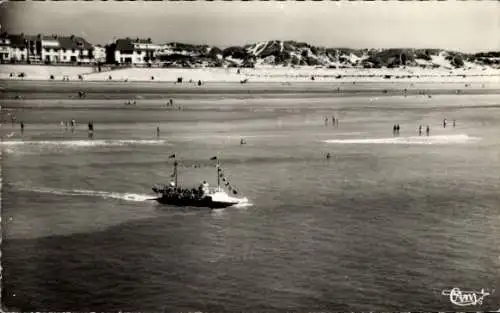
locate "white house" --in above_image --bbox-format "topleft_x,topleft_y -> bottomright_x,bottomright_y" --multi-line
112,38 -> 162,64
4,34 -> 94,64
93,45 -> 106,63
0,36 -> 11,62
41,35 -> 93,63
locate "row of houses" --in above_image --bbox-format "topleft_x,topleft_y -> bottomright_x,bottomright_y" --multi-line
0,33 -> 177,65
0,33 -> 106,64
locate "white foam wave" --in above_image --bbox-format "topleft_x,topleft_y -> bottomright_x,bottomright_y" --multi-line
323,134 -> 480,145
17,186 -> 154,202
0,139 -> 170,147
232,201 -> 253,208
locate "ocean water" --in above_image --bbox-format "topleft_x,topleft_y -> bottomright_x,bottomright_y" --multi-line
2,93 -> 500,311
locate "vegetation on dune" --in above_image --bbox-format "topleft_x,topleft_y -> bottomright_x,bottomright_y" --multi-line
95,40 -> 500,69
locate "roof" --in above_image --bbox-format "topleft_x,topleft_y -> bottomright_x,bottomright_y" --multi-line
3,34 -> 93,50
115,37 -> 153,51
115,38 -> 135,52
42,35 -> 93,50
6,34 -> 37,49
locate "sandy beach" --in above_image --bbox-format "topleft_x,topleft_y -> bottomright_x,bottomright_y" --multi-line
2,64 -> 500,84
2,78 -> 500,101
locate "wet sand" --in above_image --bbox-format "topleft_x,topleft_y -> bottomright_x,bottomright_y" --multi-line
2,79 -> 500,100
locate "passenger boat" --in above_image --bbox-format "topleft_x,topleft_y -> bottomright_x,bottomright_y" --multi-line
152,155 -> 249,209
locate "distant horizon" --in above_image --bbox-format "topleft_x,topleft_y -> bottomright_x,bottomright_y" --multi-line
1,1 -> 498,53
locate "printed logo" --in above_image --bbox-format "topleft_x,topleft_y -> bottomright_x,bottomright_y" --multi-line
441,287 -> 492,306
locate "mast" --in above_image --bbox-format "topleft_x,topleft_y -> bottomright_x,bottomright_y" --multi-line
174,160 -> 178,187
216,159 -> 220,190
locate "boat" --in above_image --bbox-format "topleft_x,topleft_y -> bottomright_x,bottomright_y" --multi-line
152,155 -> 249,209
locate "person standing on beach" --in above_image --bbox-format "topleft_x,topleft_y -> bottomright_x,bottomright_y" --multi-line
20,121 -> 24,134
332,116 -> 335,127
426,125 -> 430,136
393,124 -> 397,136
156,126 -> 160,138
443,118 -> 447,128
88,121 -> 94,139
324,116 -> 328,127
418,125 -> 423,136
453,120 -> 456,128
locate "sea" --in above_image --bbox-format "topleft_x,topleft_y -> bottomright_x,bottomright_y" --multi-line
2,90 -> 500,312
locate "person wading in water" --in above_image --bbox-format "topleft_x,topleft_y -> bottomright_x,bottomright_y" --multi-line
88,121 -> 94,138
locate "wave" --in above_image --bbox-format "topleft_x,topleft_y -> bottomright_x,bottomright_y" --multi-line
0,139 -> 171,147
14,185 -> 155,202
323,134 -> 480,145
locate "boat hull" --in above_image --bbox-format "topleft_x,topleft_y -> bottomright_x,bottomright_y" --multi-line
154,196 -> 238,209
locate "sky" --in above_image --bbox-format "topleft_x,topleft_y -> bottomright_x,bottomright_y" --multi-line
0,1 -> 498,53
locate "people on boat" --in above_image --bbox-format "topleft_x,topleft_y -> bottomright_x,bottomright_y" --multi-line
199,181 -> 210,196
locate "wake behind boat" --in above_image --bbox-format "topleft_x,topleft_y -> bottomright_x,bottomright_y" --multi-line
152,154 -> 249,209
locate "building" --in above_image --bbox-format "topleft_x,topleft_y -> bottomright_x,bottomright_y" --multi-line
40,35 -> 94,64
93,44 -> 106,63
7,34 -> 31,63
0,33 -> 11,62
3,33 -> 94,64
107,37 -> 163,65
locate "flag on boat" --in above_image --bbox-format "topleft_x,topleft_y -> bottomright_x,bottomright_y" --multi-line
210,156 -> 218,160
168,153 -> 176,158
